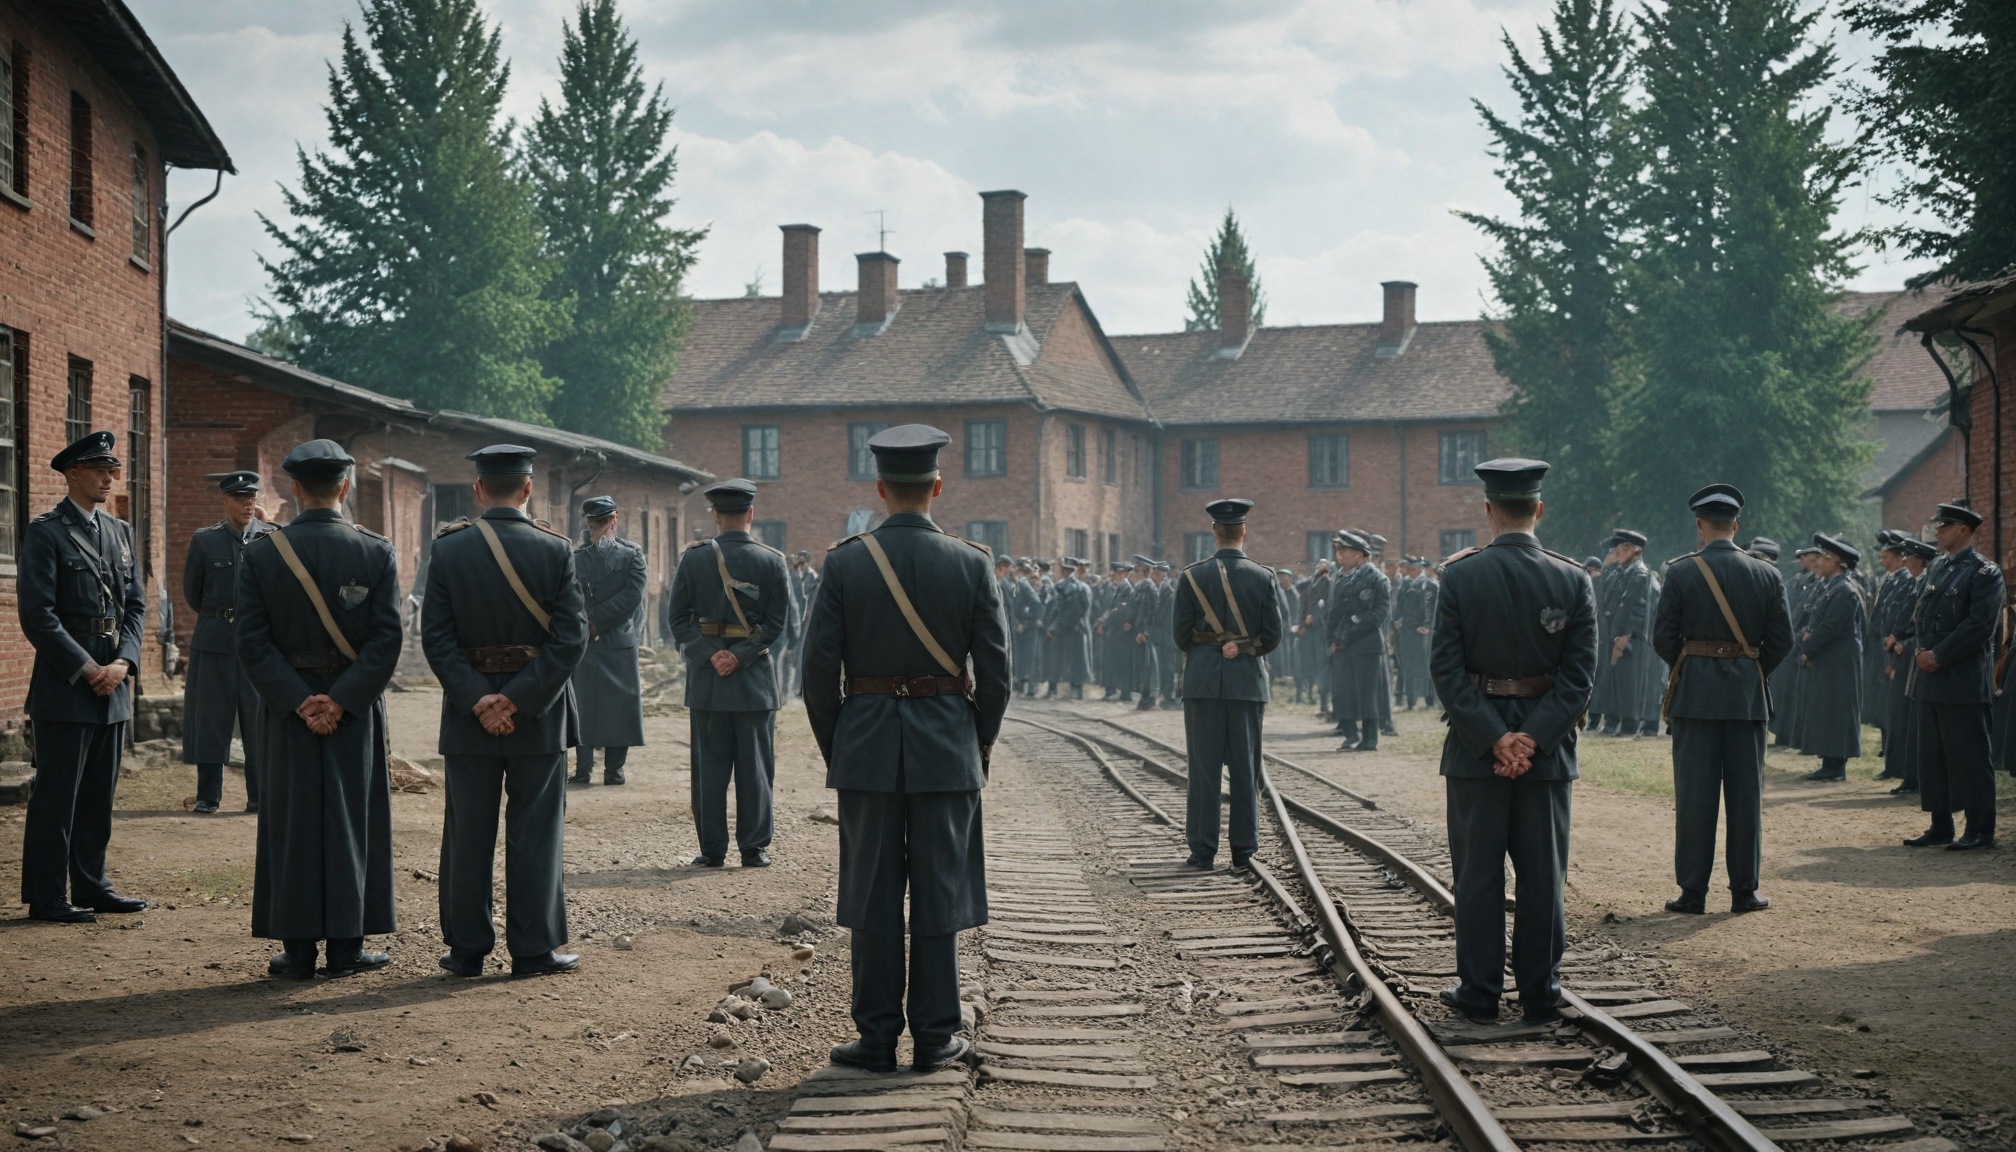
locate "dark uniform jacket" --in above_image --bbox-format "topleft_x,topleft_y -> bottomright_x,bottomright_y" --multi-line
1795,570 -> 1865,757
1327,563 -> 1390,657
422,506 -> 589,756
1652,538 -> 1794,721
1430,533 -> 1597,780
1908,545 -> 2005,704
1173,548 -> 1284,701
19,500 -> 147,725
667,529 -> 790,711
802,512 -> 1010,792
577,536 -> 647,647
185,520 -> 275,652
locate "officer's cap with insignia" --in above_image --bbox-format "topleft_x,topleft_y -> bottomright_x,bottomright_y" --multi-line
1688,483 -> 1743,520
1132,554 -> 1154,568
1205,498 -> 1253,524
1612,529 -> 1648,549
1276,567 -> 1294,577
1931,501 -> 1983,529
1154,561 -> 1171,571
1109,561 -> 1128,573
282,438 -> 355,479
1902,537 -> 1937,560
212,470 -> 261,495
1748,536 -> 1781,560
581,495 -> 618,519
1473,456 -> 1548,498
1795,545 -> 1820,557
1582,555 -> 1603,568
868,424 -> 951,481
51,431 -> 119,472
1813,532 -> 1860,567
1877,530 -> 1906,554
467,444 -> 538,475
703,478 -> 758,513
1335,531 -> 1371,555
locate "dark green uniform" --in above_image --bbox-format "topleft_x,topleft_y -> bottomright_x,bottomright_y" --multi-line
1795,566 -> 1864,769
1327,549 -> 1389,744
1907,533 -> 2002,845
181,489 -> 275,811
571,523 -> 648,781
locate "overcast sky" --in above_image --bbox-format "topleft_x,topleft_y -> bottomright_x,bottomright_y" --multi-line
134,0 -> 1935,342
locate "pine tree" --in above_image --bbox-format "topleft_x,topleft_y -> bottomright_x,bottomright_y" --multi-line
524,0 -> 707,449
259,0 -> 566,420
1616,0 -> 1875,548
1459,0 -> 1636,550
1844,0 -> 2016,284
1183,209 -> 1267,332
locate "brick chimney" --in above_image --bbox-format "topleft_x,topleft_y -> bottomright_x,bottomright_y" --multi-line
780,224 -> 821,335
1218,250 -> 1251,355
856,251 -> 899,331
1376,280 -> 1417,358
1025,248 -> 1051,286
981,190 -> 1026,333
944,251 -> 968,288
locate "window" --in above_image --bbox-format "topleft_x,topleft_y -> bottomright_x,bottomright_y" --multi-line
1180,438 -> 1219,491
1184,531 -> 1214,563
68,91 -> 92,229
1306,531 -> 1333,565
845,507 -> 877,537
1064,424 -> 1086,479
964,420 -> 1005,477
741,424 -> 779,480
0,329 -> 22,563
1439,430 -> 1487,484
66,356 -> 91,444
1101,427 -> 1117,484
847,421 -> 888,480
965,520 -> 1009,556
1440,529 -> 1476,557
1106,533 -> 1120,563
1064,528 -> 1089,559
1308,433 -> 1349,488
127,378 -> 150,575
0,43 -> 17,196
130,144 -> 150,263
752,520 -> 787,551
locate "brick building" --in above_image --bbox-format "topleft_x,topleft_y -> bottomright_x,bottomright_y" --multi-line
165,324 -> 712,652
1904,275 -> 2016,569
0,0 -> 232,726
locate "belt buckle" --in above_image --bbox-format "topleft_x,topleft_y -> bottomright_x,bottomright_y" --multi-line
891,679 -> 911,698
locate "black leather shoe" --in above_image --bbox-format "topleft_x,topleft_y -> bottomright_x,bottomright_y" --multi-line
1872,771 -> 1899,781
1437,987 -> 1497,1024
1948,832 -> 1995,851
1521,999 -> 1565,1025
1664,895 -> 1705,914
511,951 -> 580,977
912,1035 -> 973,1073
691,854 -> 725,868
1350,742 -> 1379,753
1230,853 -> 1252,870
829,1039 -> 898,1074
1182,854 -> 1214,870
1889,784 -> 1919,796
741,850 -> 771,867
268,953 -> 317,980
1731,891 -> 1770,913
1803,768 -> 1846,782
193,799 -> 219,814
438,949 -> 485,977
603,769 -> 626,785
83,893 -> 147,914
568,769 -> 593,785
1904,829 -> 1955,847
324,949 -> 391,978
1135,697 -> 1155,711
27,901 -> 95,924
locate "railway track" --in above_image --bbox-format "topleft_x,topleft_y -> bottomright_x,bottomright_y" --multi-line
984,706 -> 1943,1152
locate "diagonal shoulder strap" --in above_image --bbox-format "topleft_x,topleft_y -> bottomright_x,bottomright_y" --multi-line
1691,555 -> 1755,655
860,533 -> 960,676
1215,560 -> 1250,637
708,538 -> 754,635
474,518 -> 552,632
1183,567 -> 1228,636
267,529 -> 359,661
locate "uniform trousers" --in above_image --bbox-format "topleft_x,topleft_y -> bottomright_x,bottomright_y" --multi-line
690,709 -> 776,858
1916,700 -> 1996,835
1670,718 -> 1763,897
576,746 -> 629,773
439,753 -> 569,958
1183,699 -> 1262,861
20,721 -> 124,906
193,670 -> 264,809
836,788 -> 985,1048
1133,641 -> 1158,700
1445,774 -> 1571,1013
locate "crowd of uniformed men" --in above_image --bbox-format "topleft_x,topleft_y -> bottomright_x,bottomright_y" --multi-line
12,418 -> 2008,1060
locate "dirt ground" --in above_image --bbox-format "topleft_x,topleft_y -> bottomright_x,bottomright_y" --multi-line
2,683 -> 2012,1150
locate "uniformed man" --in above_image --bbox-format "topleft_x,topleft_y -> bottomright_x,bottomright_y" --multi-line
994,556 -> 1017,686
181,471 -> 276,815
1272,567 -> 1299,701
1047,558 -> 1093,698
1174,499 -> 1283,870
1905,502 -> 2002,850
569,496 -> 648,786
423,445 -> 589,978
237,440 -> 404,977
1885,538 -> 1933,794
1418,559 -> 1442,708
1794,534 -> 1864,782
667,478 -> 790,867
17,432 -> 149,924
1870,534 -> 1912,780
1328,532 -> 1388,751
1302,560 -> 1331,717
1651,485 -> 1793,914
1393,556 -> 1434,709
1152,561 -> 1183,708
1595,530 -> 1657,737
802,425 -> 1010,1075
1010,561 -> 1045,696
1132,557 -> 1162,711
1430,458 -> 1596,1025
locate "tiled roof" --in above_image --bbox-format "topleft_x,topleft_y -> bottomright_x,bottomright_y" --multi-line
660,282 -> 1150,422
1839,289 -> 1948,411
1115,319 -> 1510,427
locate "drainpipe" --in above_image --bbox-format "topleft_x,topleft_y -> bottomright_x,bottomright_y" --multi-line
1395,423 -> 1407,559
1150,428 -> 1164,560
1953,327 -> 2002,563
1035,409 -> 1050,557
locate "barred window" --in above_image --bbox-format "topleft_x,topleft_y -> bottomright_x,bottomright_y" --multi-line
66,356 -> 92,444
1184,531 -> 1214,563
128,377 -> 151,575
0,44 -> 16,194
1439,430 -> 1487,485
1180,438 -> 1218,491
0,329 -> 22,563
965,520 -> 1008,556
1064,527 -> 1088,559
1064,424 -> 1086,479
1440,528 -> 1476,556
752,520 -> 787,551
848,422 -> 888,480
1308,433 -> 1349,488
964,420 -> 1005,477
130,143 -> 150,263
741,424 -> 779,480
68,91 -> 92,229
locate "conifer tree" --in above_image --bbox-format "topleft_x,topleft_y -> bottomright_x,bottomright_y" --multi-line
1183,209 -> 1267,332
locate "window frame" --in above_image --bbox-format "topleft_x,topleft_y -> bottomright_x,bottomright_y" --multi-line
68,90 -> 92,232
1064,423 -> 1086,480
1305,531 -> 1333,565
0,42 -> 16,199
1440,528 -> 1477,556
963,419 -> 1006,478
1307,432 -> 1349,489
964,519 -> 1009,556
127,376 -> 151,577
741,423 -> 780,480
752,520 -> 787,551
65,356 -> 92,445
1183,531 -> 1214,563
847,421 -> 889,481
129,142 -> 150,265
1438,430 -> 1488,485
0,328 -> 22,567
1179,437 -> 1219,491
2,41 -> 25,204
1100,427 -> 1117,485
1065,527 -> 1089,560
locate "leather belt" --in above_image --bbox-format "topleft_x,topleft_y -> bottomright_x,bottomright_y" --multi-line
289,650 -> 347,672
60,614 -> 118,638
1471,672 -> 1555,698
848,674 -> 969,699
1681,639 -> 1758,660
201,605 -> 237,623
699,621 -> 752,638
463,644 -> 543,673
1191,631 -> 1257,653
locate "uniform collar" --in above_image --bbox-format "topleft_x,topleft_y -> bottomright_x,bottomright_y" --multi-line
293,507 -> 344,524
1214,547 -> 1247,559
482,504 -> 530,522
61,498 -> 100,526
879,511 -> 938,530
1489,531 -> 1540,550
715,530 -> 751,542
1703,538 -> 1741,553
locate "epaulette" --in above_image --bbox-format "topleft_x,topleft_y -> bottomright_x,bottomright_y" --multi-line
353,524 -> 388,542
199,521 -> 228,533
1664,550 -> 1700,568
528,518 -> 570,541
948,533 -> 991,555
827,532 -> 866,554
435,517 -> 473,538
1540,547 -> 1585,568
1441,546 -> 1483,565
30,509 -> 57,524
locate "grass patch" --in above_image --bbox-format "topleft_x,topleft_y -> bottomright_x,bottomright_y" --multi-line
175,862 -> 254,901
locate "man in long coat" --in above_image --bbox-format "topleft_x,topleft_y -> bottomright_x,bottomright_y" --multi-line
1328,533 -> 1389,751
569,496 -> 648,785
1905,502 -> 2003,850
182,471 -> 275,814
1794,534 -> 1864,781
1010,562 -> 1045,696
237,440 -> 403,978
1596,531 -> 1657,736
1047,559 -> 1093,698
1883,539 -> 1932,793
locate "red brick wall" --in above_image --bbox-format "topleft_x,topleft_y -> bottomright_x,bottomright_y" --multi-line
1963,319 -> 2016,569
0,2 -> 171,721
1884,429 -> 1962,541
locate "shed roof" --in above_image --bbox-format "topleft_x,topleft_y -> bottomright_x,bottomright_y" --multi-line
1840,289 -> 1950,412
45,0 -> 233,171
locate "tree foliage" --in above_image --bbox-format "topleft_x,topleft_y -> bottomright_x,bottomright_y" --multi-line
1183,208 -> 1267,332
524,0 -> 707,449
1843,0 -> 2016,285
259,0 -> 567,421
